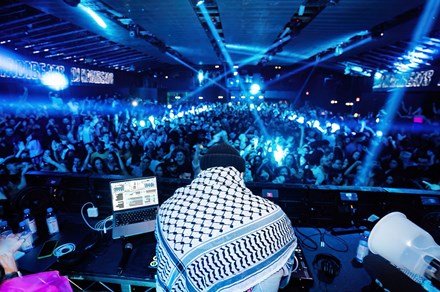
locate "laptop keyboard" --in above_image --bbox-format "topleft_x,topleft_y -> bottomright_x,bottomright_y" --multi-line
114,208 -> 158,227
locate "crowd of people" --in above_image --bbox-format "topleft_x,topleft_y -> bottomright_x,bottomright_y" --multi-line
1,89 -> 440,203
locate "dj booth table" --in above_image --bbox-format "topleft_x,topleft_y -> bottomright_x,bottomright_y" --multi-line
286,227 -> 374,291
16,213 -> 377,292
14,172 -> 440,291
54,231 -> 157,292
17,214 -> 157,292
16,216 -> 431,292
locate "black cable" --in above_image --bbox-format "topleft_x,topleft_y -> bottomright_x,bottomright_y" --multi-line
322,230 -> 350,252
295,227 -> 350,253
294,227 -> 320,250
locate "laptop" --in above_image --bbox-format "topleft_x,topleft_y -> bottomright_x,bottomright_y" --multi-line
110,176 -> 159,239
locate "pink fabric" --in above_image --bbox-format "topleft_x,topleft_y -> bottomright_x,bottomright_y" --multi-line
0,271 -> 72,292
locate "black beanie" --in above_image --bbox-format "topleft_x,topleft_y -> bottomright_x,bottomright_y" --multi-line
200,143 -> 246,173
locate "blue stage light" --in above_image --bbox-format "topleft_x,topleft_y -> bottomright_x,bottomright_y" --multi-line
250,83 -> 261,95
78,4 -> 107,29
331,123 -> 340,133
198,70 -> 204,84
41,72 -> 69,91
351,66 -> 363,73
274,145 -> 287,165
148,116 -> 155,129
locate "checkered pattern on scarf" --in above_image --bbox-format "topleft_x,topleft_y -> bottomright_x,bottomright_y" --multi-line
155,166 -> 297,292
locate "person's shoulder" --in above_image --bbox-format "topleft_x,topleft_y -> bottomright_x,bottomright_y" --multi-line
247,191 -> 281,210
159,186 -> 187,206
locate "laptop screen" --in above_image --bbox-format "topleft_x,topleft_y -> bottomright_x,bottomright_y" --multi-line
110,177 -> 158,211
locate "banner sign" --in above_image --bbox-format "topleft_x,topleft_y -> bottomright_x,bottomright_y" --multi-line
70,67 -> 114,85
373,69 -> 436,90
0,51 -> 114,85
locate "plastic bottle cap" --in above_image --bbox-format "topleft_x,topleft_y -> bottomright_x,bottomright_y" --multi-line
0,221 -> 6,227
47,207 -> 53,212
19,221 -> 26,227
24,208 -> 30,214
364,231 -> 370,236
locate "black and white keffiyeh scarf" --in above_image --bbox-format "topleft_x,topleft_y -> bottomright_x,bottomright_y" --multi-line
155,166 -> 297,291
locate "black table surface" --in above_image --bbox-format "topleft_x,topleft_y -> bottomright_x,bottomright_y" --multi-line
20,216 -> 411,291
286,227 -> 373,292
17,213 -> 157,282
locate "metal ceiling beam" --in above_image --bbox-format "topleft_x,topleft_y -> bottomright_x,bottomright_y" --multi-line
0,2 -> 167,72
93,51 -> 139,63
0,2 -> 26,12
361,53 -> 393,63
106,55 -> 151,66
0,5 -> 27,17
104,53 -> 149,64
0,13 -> 46,27
5,25 -> 77,43
79,47 -> 135,59
46,44 -> 114,58
33,34 -> 100,50
79,47 -> 131,59
349,57 -> 385,69
357,55 -> 395,69
370,49 -> 401,59
332,5 -> 426,73
189,0 -> 225,63
50,40 -> 113,55
128,60 -> 153,68
1,21 -> 70,39
258,0 -> 329,66
96,3 -> 193,69
387,44 -> 408,53
100,52 -> 145,64
14,28 -> 87,44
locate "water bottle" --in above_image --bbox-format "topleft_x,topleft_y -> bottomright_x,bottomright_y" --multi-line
46,207 -> 59,235
0,220 -> 13,238
23,208 -> 38,235
355,231 -> 370,263
19,221 -> 34,252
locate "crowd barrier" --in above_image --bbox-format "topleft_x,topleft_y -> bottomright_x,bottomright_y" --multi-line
20,171 -> 440,241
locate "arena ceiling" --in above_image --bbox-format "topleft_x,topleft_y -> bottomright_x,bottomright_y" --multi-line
0,0 -> 439,75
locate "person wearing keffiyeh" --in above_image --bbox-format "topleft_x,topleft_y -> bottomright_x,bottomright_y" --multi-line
155,143 -> 297,292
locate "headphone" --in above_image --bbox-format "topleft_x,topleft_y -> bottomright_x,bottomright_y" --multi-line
313,253 -> 341,283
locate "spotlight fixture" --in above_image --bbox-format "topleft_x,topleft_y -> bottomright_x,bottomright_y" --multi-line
129,22 -> 139,38
63,0 -> 80,7
298,5 -> 305,16
334,45 -> 343,56
344,63 -> 372,77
